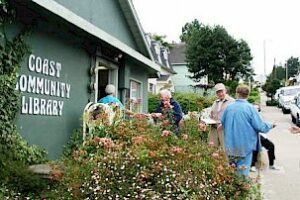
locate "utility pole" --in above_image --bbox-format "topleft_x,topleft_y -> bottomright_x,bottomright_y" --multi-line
285,63 -> 288,86
273,58 -> 276,79
264,40 -> 266,76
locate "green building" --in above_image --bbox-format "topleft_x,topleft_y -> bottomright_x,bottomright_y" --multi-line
11,0 -> 160,159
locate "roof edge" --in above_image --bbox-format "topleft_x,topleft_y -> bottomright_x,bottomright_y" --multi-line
30,0 -> 160,72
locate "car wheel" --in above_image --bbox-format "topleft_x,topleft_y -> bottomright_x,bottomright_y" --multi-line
282,108 -> 290,114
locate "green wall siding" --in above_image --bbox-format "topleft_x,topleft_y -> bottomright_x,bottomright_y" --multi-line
53,0 -> 138,49
16,29 -> 90,159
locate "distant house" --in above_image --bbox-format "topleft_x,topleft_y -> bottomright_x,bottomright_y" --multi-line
10,0 -> 160,159
169,43 -> 208,93
145,34 -> 176,93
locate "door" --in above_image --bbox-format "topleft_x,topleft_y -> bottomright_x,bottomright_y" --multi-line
94,58 -> 118,102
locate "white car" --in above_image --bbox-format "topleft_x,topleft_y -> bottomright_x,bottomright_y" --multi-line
274,88 -> 281,106
278,86 -> 300,113
290,94 -> 300,125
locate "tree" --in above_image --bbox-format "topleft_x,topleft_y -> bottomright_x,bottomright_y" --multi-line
150,34 -> 173,50
180,19 -> 253,84
285,56 -> 300,78
262,79 -> 281,99
270,65 -> 285,81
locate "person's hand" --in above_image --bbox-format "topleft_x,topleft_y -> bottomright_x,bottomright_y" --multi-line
289,125 -> 300,134
179,119 -> 185,128
217,124 -> 223,133
151,113 -> 162,118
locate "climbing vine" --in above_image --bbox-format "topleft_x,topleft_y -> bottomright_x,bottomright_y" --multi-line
0,0 -> 47,165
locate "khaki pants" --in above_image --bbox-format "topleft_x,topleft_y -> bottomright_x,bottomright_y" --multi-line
208,127 -> 224,150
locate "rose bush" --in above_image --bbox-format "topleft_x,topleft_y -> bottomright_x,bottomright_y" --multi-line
11,114 -> 257,199
3,109 -> 260,199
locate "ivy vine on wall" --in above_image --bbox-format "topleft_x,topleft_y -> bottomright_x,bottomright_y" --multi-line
0,0 -> 47,165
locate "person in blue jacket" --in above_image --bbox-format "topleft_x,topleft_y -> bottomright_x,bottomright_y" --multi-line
151,89 -> 183,136
220,84 -> 276,177
98,84 -> 125,109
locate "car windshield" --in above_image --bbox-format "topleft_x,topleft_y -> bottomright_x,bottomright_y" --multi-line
283,88 -> 300,96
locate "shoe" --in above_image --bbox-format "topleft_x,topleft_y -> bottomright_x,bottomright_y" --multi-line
269,165 -> 280,170
250,166 -> 257,172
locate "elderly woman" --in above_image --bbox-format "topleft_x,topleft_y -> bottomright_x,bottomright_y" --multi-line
220,84 -> 276,177
98,84 -> 124,108
151,89 -> 183,136
98,84 -> 136,117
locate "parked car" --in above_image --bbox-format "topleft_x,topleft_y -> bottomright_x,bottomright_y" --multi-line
278,85 -> 300,113
290,94 -> 300,125
274,88 -> 281,107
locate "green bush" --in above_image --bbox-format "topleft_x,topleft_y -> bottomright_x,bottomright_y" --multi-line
248,89 -> 261,104
148,93 -> 160,113
30,116 -> 257,199
0,159 -> 48,195
224,80 -> 239,96
63,129 -> 84,158
148,92 -> 215,114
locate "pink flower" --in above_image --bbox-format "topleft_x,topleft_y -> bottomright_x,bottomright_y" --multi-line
169,146 -> 184,154
161,130 -> 171,137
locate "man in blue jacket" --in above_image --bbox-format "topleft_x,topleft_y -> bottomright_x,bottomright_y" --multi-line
221,84 -> 276,177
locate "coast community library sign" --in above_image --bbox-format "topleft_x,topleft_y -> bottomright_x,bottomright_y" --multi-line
16,54 -> 71,116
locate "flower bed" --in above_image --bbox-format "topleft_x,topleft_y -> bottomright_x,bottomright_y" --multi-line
30,116 -> 259,199
2,110 -> 260,199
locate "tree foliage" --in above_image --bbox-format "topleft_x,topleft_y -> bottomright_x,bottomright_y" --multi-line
262,79 -> 281,99
180,19 -> 254,83
150,34 -> 174,50
0,0 -> 47,166
270,65 -> 286,81
286,56 -> 300,78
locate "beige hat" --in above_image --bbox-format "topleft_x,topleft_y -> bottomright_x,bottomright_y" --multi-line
214,83 -> 226,92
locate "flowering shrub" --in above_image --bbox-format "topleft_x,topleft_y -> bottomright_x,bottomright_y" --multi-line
3,108 -> 260,199
14,113 -> 258,200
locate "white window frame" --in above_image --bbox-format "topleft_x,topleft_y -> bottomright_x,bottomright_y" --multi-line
94,58 -> 118,102
129,78 -> 143,112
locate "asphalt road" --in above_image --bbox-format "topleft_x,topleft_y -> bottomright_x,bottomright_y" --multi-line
256,93 -> 300,200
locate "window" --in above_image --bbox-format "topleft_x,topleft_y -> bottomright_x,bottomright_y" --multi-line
149,83 -> 155,93
130,80 -> 142,112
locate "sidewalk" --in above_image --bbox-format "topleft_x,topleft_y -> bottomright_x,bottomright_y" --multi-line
254,93 -> 300,200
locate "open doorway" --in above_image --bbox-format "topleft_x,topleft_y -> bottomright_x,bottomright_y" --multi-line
97,67 -> 109,101
94,58 -> 118,102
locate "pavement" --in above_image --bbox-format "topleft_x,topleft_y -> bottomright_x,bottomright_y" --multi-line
253,93 -> 300,200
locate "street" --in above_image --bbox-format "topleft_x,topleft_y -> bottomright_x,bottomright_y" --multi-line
258,94 -> 300,200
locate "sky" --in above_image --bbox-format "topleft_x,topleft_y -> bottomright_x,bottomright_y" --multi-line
131,0 -> 300,76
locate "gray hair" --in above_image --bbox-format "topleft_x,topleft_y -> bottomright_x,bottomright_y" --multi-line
105,84 -> 116,95
159,89 -> 172,98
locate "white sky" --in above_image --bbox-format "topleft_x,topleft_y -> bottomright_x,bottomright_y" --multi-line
132,0 -> 300,76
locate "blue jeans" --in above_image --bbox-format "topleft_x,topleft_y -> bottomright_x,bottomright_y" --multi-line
229,152 -> 253,177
